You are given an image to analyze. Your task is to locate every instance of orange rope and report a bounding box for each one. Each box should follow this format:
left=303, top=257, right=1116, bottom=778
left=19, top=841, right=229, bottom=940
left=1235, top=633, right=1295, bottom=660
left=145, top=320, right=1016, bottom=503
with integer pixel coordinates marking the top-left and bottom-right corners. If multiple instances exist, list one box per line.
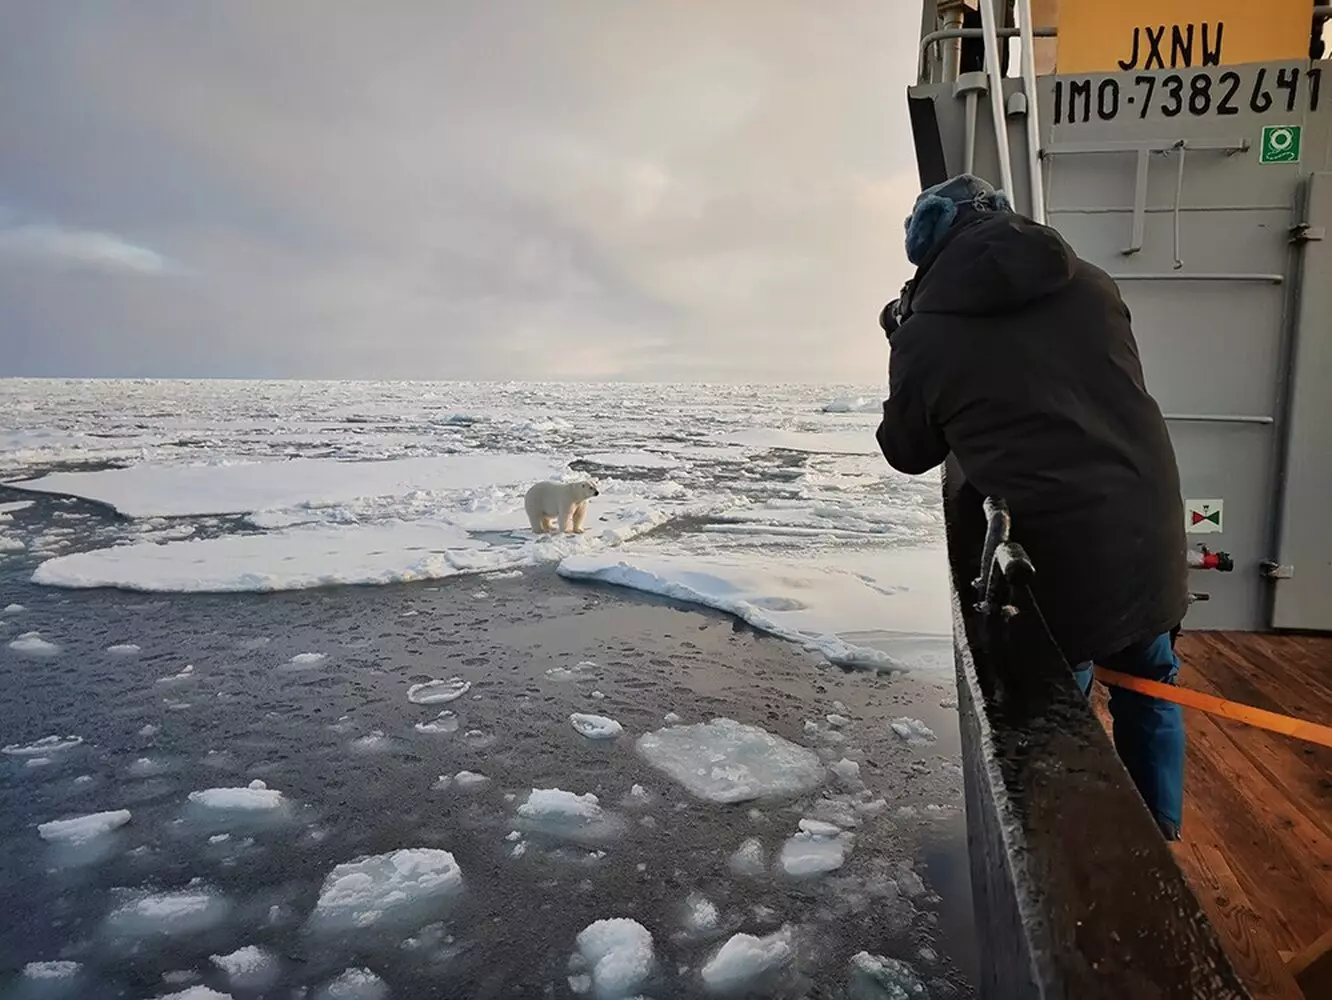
left=1093, top=667, right=1332, bottom=749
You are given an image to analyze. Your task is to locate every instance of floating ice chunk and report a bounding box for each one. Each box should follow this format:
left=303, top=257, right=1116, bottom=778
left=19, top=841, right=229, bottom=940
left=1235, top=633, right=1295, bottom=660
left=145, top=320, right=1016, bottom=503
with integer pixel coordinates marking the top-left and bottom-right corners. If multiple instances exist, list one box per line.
left=847, top=951, right=929, bottom=999
left=826, top=714, right=850, bottom=727
left=830, top=758, right=862, bottom=783
left=590, top=690, right=606, bottom=700
left=0, top=537, right=26, bottom=552
left=108, top=643, right=142, bottom=655
left=104, top=887, right=232, bottom=940
left=309, top=848, right=464, bottom=933
left=663, top=712, right=681, bottom=724
left=156, top=988, right=232, bottom=1000
left=570, top=713, right=624, bottom=740
left=3, top=603, right=25, bottom=613
left=350, top=731, right=392, bottom=753
left=210, top=946, right=281, bottom=992
left=415, top=711, right=459, bottom=735
left=8, top=632, right=60, bottom=656
left=546, top=661, right=597, bottom=682
left=779, top=821, right=855, bottom=876
left=453, top=770, right=490, bottom=790
left=889, top=719, right=936, bottom=746
left=21, top=960, right=81, bottom=979
left=156, top=664, right=196, bottom=683
left=73, top=774, right=94, bottom=785
left=682, top=893, right=720, bottom=936
left=289, top=652, right=326, bottom=665
left=139, top=724, right=160, bottom=737
left=515, top=788, right=625, bottom=845
left=3, top=734, right=83, bottom=757
left=188, top=780, right=286, bottom=813
left=621, top=784, right=653, bottom=809
left=700, top=927, right=794, bottom=994
left=570, top=918, right=654, bottom=1000
left=37, top=809, right=131, bottom=844
left=407, top=678, right=471, bottom=705
left=635, top=718, right=823, bottom=804
left=314, top=967, right=388, bottom=1000
left=25, top=756, right=52, bottom=768
left=728, top=838, right=766, bottom=877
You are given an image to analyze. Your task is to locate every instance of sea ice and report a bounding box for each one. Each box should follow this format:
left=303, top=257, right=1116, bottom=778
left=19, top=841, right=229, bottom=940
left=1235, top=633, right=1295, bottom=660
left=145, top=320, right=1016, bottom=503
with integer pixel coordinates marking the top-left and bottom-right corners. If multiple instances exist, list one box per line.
left=436, top=770, right=489, bottom=791
left=128, top=757, right=167, bottom=778
left=314, top=967, right=388, bottom=1000
left=635, top=718, right=824, bottom=804
left=20, top=960, right=81, bottom=982
left=210, top=946, right=281, bottom=992
left=847, top=951, right=929, bottom=999
left=37, top=809, right=131, bottom=844
left=188, top=780, right=286, bottom=813
left=514, top=788, right=625, bottom=845
left=108, top=643, right=142, bottom=655
left=728, top=838, right=767, bottom=877
left=700, top=927, right=795, bottom=994
left=3, top=602, right=25, bottom=613
left=309, top=848, right=464, bottom=933
left=289, top=652, right=326, bottom=665
left=681, top=893, right=720, bottom=936
left=778, top=821, right=855, bottom=876
left=830, top=758, right=862, bottom=783
left=569, top=918, right=655, bottom=1000
left=3, top=735, right=83, bottom=756
left=570, top=713, right=624, bottom=740
left=156, top=664, right=196, bottom=683
left=8, top=632, right=61, bottom=656
left=103, top=887, right=232, bottom=940
left=407, top=678, right=472, bottom=705
left=558, top=550, right=948, bottom=668
left=889, top=719, right=937, bottom=746
left=415, top=710, right=460, bottom=735
left=155, top=989, right=232, bottom=1000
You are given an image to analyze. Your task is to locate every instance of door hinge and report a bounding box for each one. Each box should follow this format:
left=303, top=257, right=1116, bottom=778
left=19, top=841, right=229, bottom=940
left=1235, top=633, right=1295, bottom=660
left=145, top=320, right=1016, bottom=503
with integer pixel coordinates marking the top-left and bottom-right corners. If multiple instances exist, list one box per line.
left=1289, top=223, right=1325, bottom=243
left=1260, top=560, right=1295, bottom=580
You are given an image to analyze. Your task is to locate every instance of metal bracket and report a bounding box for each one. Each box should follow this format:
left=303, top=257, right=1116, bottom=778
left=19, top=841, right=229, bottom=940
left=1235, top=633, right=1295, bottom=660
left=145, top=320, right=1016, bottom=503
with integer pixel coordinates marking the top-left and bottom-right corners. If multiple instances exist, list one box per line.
left=1289, top=223, right=1326, bottom=244
left=1260, top=561, right=1295, bottom=580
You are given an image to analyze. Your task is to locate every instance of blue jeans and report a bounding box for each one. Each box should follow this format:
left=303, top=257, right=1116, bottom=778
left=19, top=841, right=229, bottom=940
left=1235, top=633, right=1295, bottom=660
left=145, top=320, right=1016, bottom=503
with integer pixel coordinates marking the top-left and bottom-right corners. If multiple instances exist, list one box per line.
left=1072, top=632, right=1184, bottom=836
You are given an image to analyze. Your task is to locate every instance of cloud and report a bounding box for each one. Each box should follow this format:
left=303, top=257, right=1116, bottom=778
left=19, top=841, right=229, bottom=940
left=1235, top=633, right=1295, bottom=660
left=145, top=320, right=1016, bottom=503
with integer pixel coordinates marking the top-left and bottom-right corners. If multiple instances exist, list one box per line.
left=0, top=222, right=167, bottom=275
left=0, top=1, right=924, bottom=380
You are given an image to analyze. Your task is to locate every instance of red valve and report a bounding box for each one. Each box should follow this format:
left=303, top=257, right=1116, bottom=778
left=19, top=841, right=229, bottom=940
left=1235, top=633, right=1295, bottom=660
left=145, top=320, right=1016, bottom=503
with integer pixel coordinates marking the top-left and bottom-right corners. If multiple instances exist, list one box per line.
left=1187, top=546, right=1233, bottom=572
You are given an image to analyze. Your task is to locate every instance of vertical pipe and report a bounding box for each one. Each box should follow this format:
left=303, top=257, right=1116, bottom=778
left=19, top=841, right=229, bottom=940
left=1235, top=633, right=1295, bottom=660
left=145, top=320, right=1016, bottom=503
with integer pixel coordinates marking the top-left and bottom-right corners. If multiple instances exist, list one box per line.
left=978, top=0, right=1016, bottom=197
left=940, top=5, right=966, bottom=82
left=963, top=92, right=980, bottom=174
left=1016, top=0, right=1046, bottom=223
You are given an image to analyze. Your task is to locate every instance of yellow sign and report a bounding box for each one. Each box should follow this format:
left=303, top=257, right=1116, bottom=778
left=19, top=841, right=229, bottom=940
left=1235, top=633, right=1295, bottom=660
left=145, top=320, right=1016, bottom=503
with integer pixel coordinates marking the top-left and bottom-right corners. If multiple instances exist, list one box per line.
left=1056, top=0, right=1311, bottom=75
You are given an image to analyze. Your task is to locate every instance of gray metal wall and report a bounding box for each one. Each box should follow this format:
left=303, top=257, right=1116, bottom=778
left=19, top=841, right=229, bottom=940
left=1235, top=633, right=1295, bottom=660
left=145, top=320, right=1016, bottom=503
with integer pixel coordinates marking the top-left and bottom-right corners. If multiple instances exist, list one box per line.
left=909, top=62, right=1332, bottom=632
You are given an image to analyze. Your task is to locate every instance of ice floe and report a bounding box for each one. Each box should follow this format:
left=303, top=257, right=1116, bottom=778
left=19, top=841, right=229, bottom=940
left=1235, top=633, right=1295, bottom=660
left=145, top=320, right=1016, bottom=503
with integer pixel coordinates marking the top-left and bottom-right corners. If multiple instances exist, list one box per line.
left=314, top=967, right=388, bottom=1000
left=209, top=946, right=281, bottom=992
left=846, top=951, right=929, bottom=999
left=700, top=927, right=795, bottom=994
left=569, top=917, right=655, bottom=999
left=37, top=809, right=131, bottom=845
left=288, top=651, right=326, bottom=665
left=889, top=718, right=937, bottom=746
left=514, top=788, right=625, bottom=845
left=8, top=631, right=61, bottom=656
left=558, top=548, right=948, bottom=669
left=569, top=713, right=624, bottom=740
left=3, top=602, right=25, bottom=613
left=103, top=886, right=232, bottom=941
left=309, top=848, right=464, bottom=933
left=635, top=718, right=824, bottom=803
left=778, top=819, right=855, bottom=876
left=187, top=779, right=287, bottom=814
left=728, top=838, right=767, bottom=877
left=407, top=678, right=472, bottom=705
left=4, top=735, right=83, bottom=757
left=415, top=710, right=460, bottom=735
left=107, top=643, right=142, bottom=655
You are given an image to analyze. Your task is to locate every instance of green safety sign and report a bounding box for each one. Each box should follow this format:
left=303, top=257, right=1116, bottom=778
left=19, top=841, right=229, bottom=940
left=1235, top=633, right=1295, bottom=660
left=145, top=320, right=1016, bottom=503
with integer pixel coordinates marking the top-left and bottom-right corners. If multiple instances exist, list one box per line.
left=1260, top=125, right=1302, bottom=164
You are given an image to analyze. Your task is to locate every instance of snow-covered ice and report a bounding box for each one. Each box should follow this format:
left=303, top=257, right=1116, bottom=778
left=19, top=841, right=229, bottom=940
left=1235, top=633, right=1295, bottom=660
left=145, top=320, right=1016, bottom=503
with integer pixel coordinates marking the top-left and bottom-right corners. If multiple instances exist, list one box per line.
left=436, top=770, right=489, bottom=791
left=155, top=989, right=232, bottom=1000
left=635, top=718, right=824, bottom=803
left=681, top=893, right=721, bottom=936
left=314, top=967, right=388, bottom=1000
left=415, top=710, right=460, bottom=735
left=37, top=809, right=131, bottom=844
left=570, top=713, right=624, bottom=740
left=107, top=643, right=142, bottom=655
left=3, top=602, right=25, bottom=613
left=288, top=652, right=326, bottom=665
left=7, top=453, right=567, bottom=519
left=889, top=718, right=937, bottom=746
left=4, top=735, right=83, bottom=757
left=700, top=927, right=795, bottom=994
left=309, top=848, right=464, bottom=933
left=728, top=838, right=767, bottom=877
left=514, top=788, right=625, bottom=844
left=187, top=780, right=287, bottom=814
left=582, top=450, right=682, bottom=469
left=778, top=820, right=855, bottom=876
left=558, top=548, right=948, bottom=668
left=569, top=918, right=654, bottom=1000
left=103, top=887, right=232, bottom=940
left=210, top=946, right=281, bottom=992
left=846, top=951, right=929, bottom=999
left=407, top=678, right=472, bottom=705
left=7, top=632, right=61, bottom=656
left=0, top=500, right=35, bottom=514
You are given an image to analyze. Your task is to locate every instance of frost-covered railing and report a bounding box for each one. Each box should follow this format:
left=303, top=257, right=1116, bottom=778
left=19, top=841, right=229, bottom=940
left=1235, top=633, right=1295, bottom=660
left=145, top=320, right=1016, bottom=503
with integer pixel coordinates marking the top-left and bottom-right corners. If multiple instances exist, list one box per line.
left=943, top=466, right=1251, bottom=999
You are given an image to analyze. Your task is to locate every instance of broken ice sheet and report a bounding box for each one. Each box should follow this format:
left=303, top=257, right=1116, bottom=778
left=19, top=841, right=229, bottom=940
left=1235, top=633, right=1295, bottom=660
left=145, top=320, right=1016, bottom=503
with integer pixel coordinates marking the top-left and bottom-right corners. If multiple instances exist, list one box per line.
left=635, top=718, right=823, bottom=804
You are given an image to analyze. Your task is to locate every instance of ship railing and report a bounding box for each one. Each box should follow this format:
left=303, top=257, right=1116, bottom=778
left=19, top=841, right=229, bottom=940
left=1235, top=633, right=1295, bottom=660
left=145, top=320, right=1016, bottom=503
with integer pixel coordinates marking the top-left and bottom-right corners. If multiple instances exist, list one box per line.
left=943, top=473, right=1253, bottom=997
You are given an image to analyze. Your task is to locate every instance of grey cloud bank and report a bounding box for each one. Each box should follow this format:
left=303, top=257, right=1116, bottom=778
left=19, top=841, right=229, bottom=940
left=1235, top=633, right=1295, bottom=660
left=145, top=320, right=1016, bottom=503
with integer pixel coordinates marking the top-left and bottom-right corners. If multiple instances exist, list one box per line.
left=0, top=1, right=921, bottom=381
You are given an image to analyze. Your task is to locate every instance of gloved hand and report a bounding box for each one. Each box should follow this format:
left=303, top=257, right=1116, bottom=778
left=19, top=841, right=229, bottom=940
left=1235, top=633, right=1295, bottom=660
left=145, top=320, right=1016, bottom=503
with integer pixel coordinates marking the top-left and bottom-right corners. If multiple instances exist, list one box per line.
left=880, top=300, right=902, bottom=339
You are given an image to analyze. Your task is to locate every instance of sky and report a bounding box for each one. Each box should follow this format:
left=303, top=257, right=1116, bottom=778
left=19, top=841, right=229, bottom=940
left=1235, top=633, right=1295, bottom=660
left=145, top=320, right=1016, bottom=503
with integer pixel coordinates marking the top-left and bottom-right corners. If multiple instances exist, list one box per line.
left=0, top=2, right=924, bottom=382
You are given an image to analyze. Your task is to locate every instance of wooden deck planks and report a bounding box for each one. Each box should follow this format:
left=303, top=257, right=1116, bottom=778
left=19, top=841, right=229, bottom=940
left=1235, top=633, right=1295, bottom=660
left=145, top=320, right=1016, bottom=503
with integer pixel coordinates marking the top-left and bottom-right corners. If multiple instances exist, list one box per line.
left=1090, top=630, right=1332, bottom=1000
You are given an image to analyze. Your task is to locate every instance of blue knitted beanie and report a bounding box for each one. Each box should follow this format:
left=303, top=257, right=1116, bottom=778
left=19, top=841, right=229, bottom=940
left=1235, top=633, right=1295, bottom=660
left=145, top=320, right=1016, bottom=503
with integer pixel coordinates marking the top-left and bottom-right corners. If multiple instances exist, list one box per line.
left=904, top=173, right=1013, bottom=266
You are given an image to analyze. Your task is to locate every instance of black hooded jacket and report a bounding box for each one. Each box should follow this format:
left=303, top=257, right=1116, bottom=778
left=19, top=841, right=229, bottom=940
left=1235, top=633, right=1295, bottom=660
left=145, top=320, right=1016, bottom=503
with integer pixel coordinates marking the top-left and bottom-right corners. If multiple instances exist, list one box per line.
left=878, top=211, right=1188, bottom=665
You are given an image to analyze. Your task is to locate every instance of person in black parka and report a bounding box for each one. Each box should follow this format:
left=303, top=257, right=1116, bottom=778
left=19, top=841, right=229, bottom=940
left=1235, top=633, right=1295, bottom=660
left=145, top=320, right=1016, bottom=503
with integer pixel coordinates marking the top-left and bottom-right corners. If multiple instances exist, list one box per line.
left=877, top=173, right=1190, bottom=840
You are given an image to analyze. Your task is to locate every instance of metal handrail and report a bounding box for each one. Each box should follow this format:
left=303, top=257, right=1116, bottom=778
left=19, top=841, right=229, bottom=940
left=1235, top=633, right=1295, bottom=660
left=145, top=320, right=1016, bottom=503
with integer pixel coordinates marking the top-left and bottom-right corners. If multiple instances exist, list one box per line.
left=918, top=26, right=1055, bottom=84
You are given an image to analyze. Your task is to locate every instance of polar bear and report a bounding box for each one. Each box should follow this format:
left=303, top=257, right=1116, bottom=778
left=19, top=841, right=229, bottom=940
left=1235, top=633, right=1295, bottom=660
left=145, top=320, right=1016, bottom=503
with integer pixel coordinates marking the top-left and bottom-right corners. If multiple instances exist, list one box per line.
left=525, top=479, right=599, bottom=534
